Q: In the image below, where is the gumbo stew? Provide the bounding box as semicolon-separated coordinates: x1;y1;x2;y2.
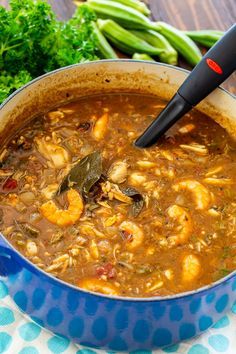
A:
0;94;236;297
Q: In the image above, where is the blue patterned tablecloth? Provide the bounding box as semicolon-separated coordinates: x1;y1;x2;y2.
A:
0;281;235;354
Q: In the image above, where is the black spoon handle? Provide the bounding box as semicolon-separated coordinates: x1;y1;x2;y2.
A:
179;24;236;105
135;24;236;148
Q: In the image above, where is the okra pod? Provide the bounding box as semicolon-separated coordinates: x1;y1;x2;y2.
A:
155;22;202;66
131;29;178;65
184;30;224;48
132;53;154;61
92;22;118;59
194;39;218;48
87;0;158;30
97;19;164;56
109;0;150;16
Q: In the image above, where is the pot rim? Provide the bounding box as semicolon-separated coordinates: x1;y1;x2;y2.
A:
0;59;235;302
1;59;235;111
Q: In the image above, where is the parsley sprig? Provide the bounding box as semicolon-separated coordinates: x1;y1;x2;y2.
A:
0;0;99;104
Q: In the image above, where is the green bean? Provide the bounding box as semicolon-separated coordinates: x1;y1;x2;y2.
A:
132;53;155;61
131;29;178;65
97;19;164;56
155;22;202;66
92;22;118;59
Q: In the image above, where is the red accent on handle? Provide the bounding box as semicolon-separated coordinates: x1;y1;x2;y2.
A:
206;58;223;74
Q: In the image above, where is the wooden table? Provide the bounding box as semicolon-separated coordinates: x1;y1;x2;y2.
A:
1;0;236;93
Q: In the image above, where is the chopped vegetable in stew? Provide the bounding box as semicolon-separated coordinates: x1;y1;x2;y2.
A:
1;94;236;297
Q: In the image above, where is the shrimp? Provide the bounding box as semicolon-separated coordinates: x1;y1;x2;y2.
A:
40;189;83;227
182;254;201;282
167;205;193;246
92;112;109;141
119;221;144;250
173;180;212;210
78;278;118;295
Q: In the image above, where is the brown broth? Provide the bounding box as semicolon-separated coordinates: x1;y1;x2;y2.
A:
0;93;236;297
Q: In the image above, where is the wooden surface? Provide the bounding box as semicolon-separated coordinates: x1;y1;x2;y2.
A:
1;0;235;94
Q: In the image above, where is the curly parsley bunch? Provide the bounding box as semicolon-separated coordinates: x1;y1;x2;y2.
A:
0;0;99;103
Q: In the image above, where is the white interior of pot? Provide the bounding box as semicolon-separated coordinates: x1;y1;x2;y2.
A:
0;60;235;148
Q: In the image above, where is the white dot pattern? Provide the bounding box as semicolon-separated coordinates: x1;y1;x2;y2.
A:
0;281;236;353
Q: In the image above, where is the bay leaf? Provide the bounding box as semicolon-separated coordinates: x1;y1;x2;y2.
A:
58;151;102;196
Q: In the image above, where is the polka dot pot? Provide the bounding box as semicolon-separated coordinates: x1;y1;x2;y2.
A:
0;234;235;351
0;61;235;351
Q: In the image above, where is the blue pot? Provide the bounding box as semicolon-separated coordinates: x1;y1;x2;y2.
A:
0;61;235;351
